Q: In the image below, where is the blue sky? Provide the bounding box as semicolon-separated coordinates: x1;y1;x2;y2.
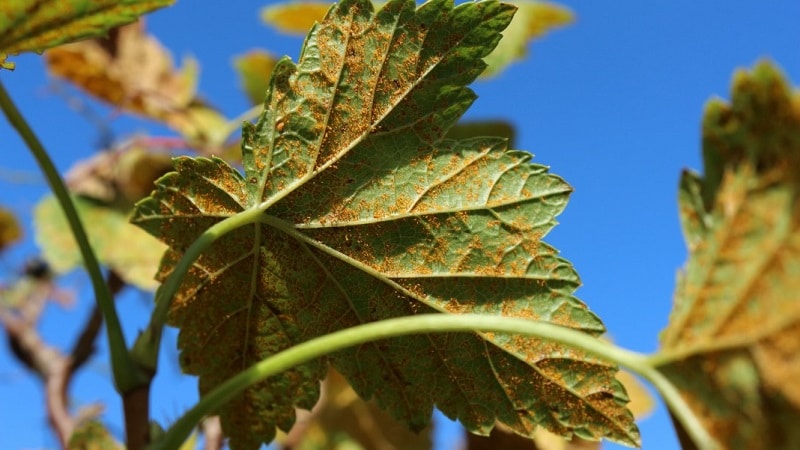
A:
1;1;799;449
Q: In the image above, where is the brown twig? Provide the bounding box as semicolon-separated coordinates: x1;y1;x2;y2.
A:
124;383;152;450
1;270;127;449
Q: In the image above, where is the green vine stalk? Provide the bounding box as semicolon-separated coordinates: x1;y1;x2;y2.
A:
0;78;145;394
150;314;721;450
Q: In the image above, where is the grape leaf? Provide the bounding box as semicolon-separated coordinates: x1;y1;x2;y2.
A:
132;1;638;448
0;0;172;70
659;62;800;449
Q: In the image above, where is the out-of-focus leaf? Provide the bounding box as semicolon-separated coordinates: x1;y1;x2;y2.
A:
284;368;431;450
659;62;800;449
44;22;228;147
35;195;165;291
260;2;334;34
0;0;172;70
259;0;572;84
616;371;654;420
234;50;279;105
445;120;516;147
67;421;123;450
677;169;709;252
65;146;174;208
467;422;600;450
133;1;638;448
0;206;22;252
177;431;198;450
481;1;573;78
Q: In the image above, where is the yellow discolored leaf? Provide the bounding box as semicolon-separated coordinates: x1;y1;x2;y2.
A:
34;194;166;291
481;1;573;78
234;49;279;105
616;371;655;420
261;2;335;34
44;21;228;148
67;421;123;450
0;0;172;70
658;62;800;449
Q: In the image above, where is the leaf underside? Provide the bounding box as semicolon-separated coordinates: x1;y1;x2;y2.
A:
133;0;638;448
0;0;173;70
661;62;800;449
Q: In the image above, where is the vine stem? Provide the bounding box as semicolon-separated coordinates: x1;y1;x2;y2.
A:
0;78;144;393
149;314;721;450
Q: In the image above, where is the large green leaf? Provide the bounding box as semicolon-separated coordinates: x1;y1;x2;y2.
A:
659;62;800;449
0;0;173;70
132;1;638;449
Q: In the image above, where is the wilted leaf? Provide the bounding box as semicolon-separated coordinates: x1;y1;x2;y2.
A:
234;49;279;105
35;195;166;291
481;1;573;78
659;62;800;449
261;2;335;34
0;0;172;70
67;421;123;450
44;22;228;148
284;368;431;450
0;206;22;252
133;1;638;449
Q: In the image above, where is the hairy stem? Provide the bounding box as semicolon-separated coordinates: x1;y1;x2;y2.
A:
150;314;721;450
0;79;143;393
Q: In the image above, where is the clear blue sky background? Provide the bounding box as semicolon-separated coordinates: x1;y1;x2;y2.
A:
1;1;799;449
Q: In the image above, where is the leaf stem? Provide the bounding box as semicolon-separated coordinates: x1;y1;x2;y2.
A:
149;314;720;450
0;78;143;393
131;206;267;372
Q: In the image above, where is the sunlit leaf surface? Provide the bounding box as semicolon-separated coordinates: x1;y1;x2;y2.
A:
133;1;638;448
261;1;335;34
0;0;172;70
660;62;800;449
44;22;228;147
